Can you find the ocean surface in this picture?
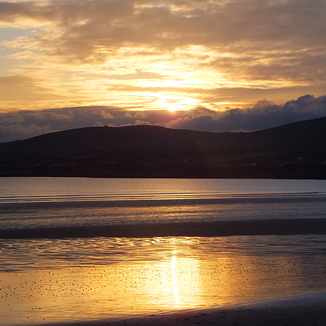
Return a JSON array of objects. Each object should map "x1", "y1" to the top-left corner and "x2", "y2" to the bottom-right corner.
[{"x1": 1, "y1": 177, "x2": 326, "y2": 326}]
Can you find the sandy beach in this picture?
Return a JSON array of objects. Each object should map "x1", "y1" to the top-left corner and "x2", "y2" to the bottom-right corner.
[
  {"x1": 2, "y1": 178, "x2": 326, "y2": 326},
  {"x1": 42, "y1": 291, "x2": 326, "y2": 326}
]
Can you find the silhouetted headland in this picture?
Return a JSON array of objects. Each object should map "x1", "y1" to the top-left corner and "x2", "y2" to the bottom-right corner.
[{"x1": 1, "y1": 116, "x2": 326, "y2": 179}]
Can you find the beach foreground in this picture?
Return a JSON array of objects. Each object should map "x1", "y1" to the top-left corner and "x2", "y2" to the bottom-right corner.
[{"x1": 43, "y1": 291, "x2": 326, "y2": 326}]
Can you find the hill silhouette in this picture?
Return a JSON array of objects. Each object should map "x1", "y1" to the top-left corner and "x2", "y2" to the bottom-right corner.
[{"x1": 1, "y1": 117, "x2": 326, "y2": 178}]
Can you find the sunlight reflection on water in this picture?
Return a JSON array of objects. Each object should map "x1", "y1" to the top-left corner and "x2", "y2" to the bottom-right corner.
[{"x1": 1, "y1": 235, "x2": 326, "y2": 326}]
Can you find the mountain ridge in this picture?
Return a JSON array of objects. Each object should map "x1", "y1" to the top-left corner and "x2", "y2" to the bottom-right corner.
[{"x1": 1, "y1": 116, "x2": 326, "y2": 179}]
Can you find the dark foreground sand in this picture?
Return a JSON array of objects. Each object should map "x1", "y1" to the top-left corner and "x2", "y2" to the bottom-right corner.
[{"x1": 43, "y1": 291, "x2": 326, "y2": 326}]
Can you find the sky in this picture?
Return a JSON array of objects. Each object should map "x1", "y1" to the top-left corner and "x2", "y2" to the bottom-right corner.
[{"x1": 1, "y1": 0, "x2": 326, "y2": 142}]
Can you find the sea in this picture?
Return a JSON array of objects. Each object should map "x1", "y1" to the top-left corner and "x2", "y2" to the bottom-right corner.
[{"x1": 1, "y1": 177, "x2": 326, "y2": 326}]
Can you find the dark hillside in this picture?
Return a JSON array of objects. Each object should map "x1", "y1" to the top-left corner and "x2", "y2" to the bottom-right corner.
[
  {"x1": 1, "y1": 117, "x2": 326, "y2": 179},
  {"x1": 249, "y1": 117, "x2": 326, "y2": 150},
  {"x1": 0, "y1": 126, "x2": 217, "y2": 153}
]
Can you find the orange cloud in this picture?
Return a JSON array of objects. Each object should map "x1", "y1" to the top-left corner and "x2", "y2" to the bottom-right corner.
[{"x1": 1, "y1": 1, "x2": 326, "y2": 111}]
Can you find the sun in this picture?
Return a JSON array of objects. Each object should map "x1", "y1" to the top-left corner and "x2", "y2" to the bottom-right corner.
[{"x1": 154, "y1": 93, "x2": 200, "y2": 112}]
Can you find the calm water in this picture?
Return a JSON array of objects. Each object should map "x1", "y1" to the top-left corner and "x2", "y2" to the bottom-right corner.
[{"x1": 1, "y1": 177, "x2": 326, "y2": 326}]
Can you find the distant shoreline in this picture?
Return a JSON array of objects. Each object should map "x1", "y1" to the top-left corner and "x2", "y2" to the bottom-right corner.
[{"x1": 1, "y1": 169, "x2": 326, "y2": 180}]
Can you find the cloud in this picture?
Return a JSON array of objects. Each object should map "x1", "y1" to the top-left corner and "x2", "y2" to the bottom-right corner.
[
  {"x1": 2, "y1": 0, "x2": 326, "y2": 65},
  {"x1": 204, "y1": 47, "x2": 326, "y2": 83},
  {"x1": 0, "y1": 75, "x2": 65, "y2": 108},
  {"x1": 171, "y1": 94, "x2": 326, "y2": 132},
  {"x1": 1, "y1": 94, "x2": 326, "y2": 143},
  {"x1": 0, "y1": 123, "x2": 53, "y2": 143},
  {"x1": 1, "y1": 1, "x2": 326, "y2": 116},
  {"x1": 109, "y1": 70, "x2": 165, "y2": 80}
]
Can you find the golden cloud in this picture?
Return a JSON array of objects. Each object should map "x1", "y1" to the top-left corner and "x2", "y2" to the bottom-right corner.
[{"x1": 1, "y1": 0, "x2": 326, "y2": 111}]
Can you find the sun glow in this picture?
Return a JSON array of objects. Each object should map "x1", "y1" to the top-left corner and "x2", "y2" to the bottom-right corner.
[{"x1": 150, "y1": 92, "x2": 200, "y2": 112}]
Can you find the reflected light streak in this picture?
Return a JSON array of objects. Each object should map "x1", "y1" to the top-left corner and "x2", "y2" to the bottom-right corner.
[
  {"x1": 2, "y1": 236, "x2": 325, "y2": 326},
  {"x1": 142, "y1": 252, "x2": 202, "y2": 309},
  {"x1": 171, "y1": 253, "x2": 180, "y2": 304}
]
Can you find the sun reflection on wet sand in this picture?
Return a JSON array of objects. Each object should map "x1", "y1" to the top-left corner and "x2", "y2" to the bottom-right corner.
[
  {"x1": 171, "y1": 254, "x2": 180, "y2": 304},
  {"x1": 0, "y1": 254, "x2": 203, "y2": 325},
  {"x1": 141, "y1": 251, "x2": 202, "y2": 310},
  {"x1": 1, "y1": 236, "x2": 326, "y2": 326}
]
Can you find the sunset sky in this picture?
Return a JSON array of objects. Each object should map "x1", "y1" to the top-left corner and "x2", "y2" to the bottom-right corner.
[{"x1": 1, "y1": 0, "x2": 326, "y2": 142}]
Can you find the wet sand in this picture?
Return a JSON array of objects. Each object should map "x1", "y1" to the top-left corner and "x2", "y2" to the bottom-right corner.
[{"x1": 43, "y1": 291, "x2": 326, "y2": 326}]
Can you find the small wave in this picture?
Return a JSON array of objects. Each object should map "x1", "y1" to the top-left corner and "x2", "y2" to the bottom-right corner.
[
  {"x1": 1, "y1": 193, "x2": 325, "y2": 209},
  {"x1": 1, "y1": 218, "x2": 326, "y2": 239}
]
